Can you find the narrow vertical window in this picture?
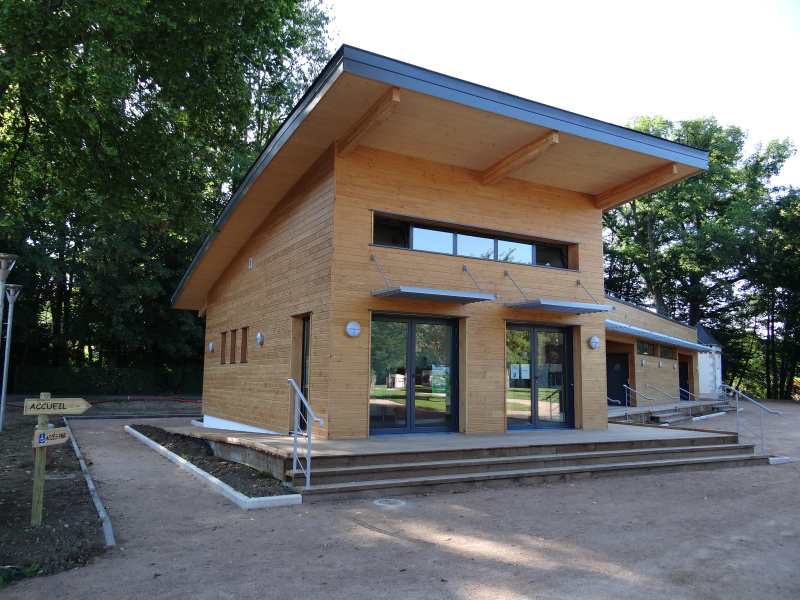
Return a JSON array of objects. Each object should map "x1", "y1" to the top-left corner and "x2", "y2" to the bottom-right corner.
[
  {"x1": 240, "y1": 327, "x2": 248, "y2": 363},
  {"x1": 230, "y1": 329, "x2": 237, "y2": 364},
  {"x1": 220, "y1": 332, "x2": 227, "y2": 365}
]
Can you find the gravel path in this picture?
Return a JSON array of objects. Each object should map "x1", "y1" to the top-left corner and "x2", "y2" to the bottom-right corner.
[{"x1": 8, "y1": 404, "x2": 799, "y2": 600}]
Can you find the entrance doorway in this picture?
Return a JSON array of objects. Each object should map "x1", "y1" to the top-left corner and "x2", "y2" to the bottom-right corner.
[
  {"x1": 369, "y1": 316, "x2": 458, "y2": 434},
  {"x1": 506, "y1": 325, "x2": 573, "y2": 429},
  {"x1": 606, "y1": 353, "x2": 629, "y2": 405},
  {"x1": 678, "y1": 361, "x2": 690, "y2": 401}
]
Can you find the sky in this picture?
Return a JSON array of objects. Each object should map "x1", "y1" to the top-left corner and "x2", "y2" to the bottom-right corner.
[{"x1": 326, "y1": 0, "x2": 800, "y2": 188}]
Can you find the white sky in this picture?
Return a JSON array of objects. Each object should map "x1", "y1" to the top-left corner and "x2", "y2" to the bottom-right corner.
[{"x1": 327, "y1": 0, "x2": 800, "y2": 188}]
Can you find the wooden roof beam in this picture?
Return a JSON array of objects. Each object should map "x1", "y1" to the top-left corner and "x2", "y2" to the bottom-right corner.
[
  {"x1": 481, "y1": 131, "x2": 559, "y2": 186},
  {"x1": 336, "y1": 86, "x2": 401, "y2": 158},
  {"x1": 595, "y1": 162, "x2": 679, "y2": 211}
]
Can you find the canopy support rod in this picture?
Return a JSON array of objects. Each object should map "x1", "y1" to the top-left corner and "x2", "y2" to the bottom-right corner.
[
  {"x1": 504, "y1": 270, "x2": 528, "y2": 301},
  {"x1": 463, "y1": 265, "x2": 485, "y2": 293},
  {"x1": 371, "y1": 254, "x2": 391, "y2": 287},
  {"x1": 576, "y1": 279, "x2": 600, "y2": 304}
]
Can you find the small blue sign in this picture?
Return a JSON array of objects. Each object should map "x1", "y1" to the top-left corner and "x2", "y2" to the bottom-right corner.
[{"x1": 38, "y1": 433, "x2": 45, "y2": 444}]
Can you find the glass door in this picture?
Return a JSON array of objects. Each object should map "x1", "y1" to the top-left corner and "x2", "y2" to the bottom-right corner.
[
  {"x1": 370, "y1": 316, "x2": 457, "y2": 434},
  {"x1": 506, "y1": 326, "x2": 572, "y2": 429}
]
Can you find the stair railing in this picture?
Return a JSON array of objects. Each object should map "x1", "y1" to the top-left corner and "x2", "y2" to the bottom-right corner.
[
  {"x1": 647, "y1": 384, "x2": 685, "y2": 417},
  {"x1": 718, "y1": 384, "x2": 781, "y2": 455},
  {"x1": 287, "y1": 378, "x2": 324, "y2": 489},
  {"x1": 623, "y1": 385, "x2": 658, "y2": 423}
]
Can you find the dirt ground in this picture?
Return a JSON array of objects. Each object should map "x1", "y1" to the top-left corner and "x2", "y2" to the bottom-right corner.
[{"x1": 4, "y1": 400, "x2": 798, "y2": 599}]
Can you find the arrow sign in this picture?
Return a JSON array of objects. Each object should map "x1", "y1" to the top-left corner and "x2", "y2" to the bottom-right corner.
[
  {"x1": 31, "y1": 427, "x2": 70, "y2": 447},
  {"x1": 24, "y1": 398, "x2": 91, "y2": 416}
]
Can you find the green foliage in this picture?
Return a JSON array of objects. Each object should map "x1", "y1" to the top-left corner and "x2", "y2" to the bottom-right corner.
[
  {"x1": 0, "y1": 1, "x2": 331, "y2": 374},
  {"x1": 604, "y1": 116, "x2": 798, "y2": 398},
  {"x1": 14, "y1": 364, "x2": 202, "y2": 395}
]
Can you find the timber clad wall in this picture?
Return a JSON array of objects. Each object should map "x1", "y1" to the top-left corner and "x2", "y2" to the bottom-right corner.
[
  {"x1": 202, "y1": 152, "x2": 335, "y2": 435},
  {"x1": 605, "y1": 298, "x2": 699, "y2": 406},
  {"x1": 331, "y1": 147, "x2": 609, "y2": 436}
]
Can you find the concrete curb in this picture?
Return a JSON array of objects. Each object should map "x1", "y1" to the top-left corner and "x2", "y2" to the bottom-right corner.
[
  {"x1": 124, "y1": 426, "x2": 302, "y2": 509},
  {"x1": 63, "y1": 417, "x2": 117, "y2": 548}
]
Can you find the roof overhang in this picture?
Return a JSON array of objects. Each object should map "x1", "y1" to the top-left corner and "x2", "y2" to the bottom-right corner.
[
  {"x1": 506, "y1": 299, "x2": 615, "y2": 314},
  {"x1": 605, "y1": 320, "x2": 710, "y2": 352},
  {"x1": 372, "y1": 286, "x2": 498, "y2": 304},
  {"x1": 172, "y1": 45, "x2": 709, "y2": 311}
]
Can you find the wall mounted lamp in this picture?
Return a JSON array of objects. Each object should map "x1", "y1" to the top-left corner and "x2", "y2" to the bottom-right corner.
[
  {"x1": 659, "y1": 361, "x2": 663, "y2": 368},
  {"x1": 587, "y1": 336, "x2": 600, "y2": 350},
  {"x1": 208, "y1": 342, "x2": 214, "y2": 352},
  {"x1": 346, "y1": 321, "x2": 361, "y2": 337},
  {"x1": 256, "y1": 332, "x2": 264, "y2": 345},
  {"x1": 641, "y1": 359, "x2": 646, "y2": 366}
]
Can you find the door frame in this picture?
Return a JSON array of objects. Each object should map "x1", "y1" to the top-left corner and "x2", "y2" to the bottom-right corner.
[
  {"x1": 506, "y1": 323, "x2": 574, "y2": 430},
  {"x1": 369, "y1": 314, "x2": 459, "y2": 435}
]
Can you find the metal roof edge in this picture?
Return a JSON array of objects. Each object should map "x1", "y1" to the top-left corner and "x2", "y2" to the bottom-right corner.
[
  {"x1": 603, "y1": 294, "x2": 694, "y2": 329},
  {"x1": 605, "y1": 319, "x2": 709, "y2": 352},
  {"x1": 339, "y1": 46, "x2": 709, "y2": 170}
]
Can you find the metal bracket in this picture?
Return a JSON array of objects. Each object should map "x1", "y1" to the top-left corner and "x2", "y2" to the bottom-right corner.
[
  {"x1": 504, "y1": 270, "x2": 529, "y2": 301},
  {"x1": 576, "y1": 279, "x2": 600, "y2": 304},
  {"x1": 371, "y1": 254, "x2": 391, "y2": 287},
  {"x1": 463, "y1": 265, "x2": 485, "y2": 293}
]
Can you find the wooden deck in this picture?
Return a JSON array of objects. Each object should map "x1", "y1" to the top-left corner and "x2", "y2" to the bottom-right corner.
[{"x1": 166, "y1": 421, "x2": 733, "y2": 460}]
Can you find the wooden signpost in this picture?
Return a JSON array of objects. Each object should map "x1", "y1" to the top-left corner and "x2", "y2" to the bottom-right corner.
[{"x1": 25, "y1": 392, "x2": 91, "y2": 526}]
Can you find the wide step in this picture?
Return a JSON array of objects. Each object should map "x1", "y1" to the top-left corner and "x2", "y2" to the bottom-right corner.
[
  {"x1": 289, "y1": 444, "x2": 756, "y2": 486},
  {"x1": 297, "y1": 453, "x2": 769, "y2": 500}
]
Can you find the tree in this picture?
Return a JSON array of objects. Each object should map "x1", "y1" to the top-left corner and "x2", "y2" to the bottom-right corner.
[
  {"x1": 604, "y1": 116, "x2": 798, "y2": 398},
  {"x1": 0, "y1": 1, "x2": 331, "y2": 378}
]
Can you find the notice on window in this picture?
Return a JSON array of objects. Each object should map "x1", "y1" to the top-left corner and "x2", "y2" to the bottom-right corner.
[
  {"x1": 431, "y1": 364, "x2": 450, "y2": 394},
  {"x1": 521, "y1": 364, "x2": 530, "y2": 379},
  {"x1": 510, "y1": 364, "x2": 520, "y2": 379}
]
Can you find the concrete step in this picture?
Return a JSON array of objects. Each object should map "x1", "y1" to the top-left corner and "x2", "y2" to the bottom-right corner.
[
  {"x1": 288, "y1": 444, "x2": 756, "y2": 486},
  {"x1": 297, "y1": 453, "x2": 770, "y2": 501}
]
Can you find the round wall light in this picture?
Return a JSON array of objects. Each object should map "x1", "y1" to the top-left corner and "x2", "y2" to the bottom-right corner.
[
  {"x1": 641, "y1": 359, "x2": 646, "y2": 366},
  {"x1": 346, "y1": 321, "x2": 361, "y2": 337},
  {"x1": 659, "y1": 361, "x2": 663, "y2": 368},
  {"x1": 208, "y1": 342, "x2": 214, "y2": 352},
  {"x1": 587, "y1": 336, "x2": 600, "y2": 350},
  {"x1": 673, "y1": 363, "x2": 678, "y2": 369},
  {"x1": 256, "y1": 332, "x2": 264, "y2": 346}
]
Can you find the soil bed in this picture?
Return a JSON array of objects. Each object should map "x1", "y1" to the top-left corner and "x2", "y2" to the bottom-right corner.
[{"x1": 128, "y1": 424, "x2": 294, "y2": 498}]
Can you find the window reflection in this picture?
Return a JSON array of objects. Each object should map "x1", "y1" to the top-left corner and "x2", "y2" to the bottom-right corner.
[
  {"x1": 412, "y1": 228, "x2": 453, "y2": 253},
  {"x1": 456, "y1": 234, "x2": 495, "y2": 259},
  {"x1": 498, "y1": 240, "x2": 533, "y2": 264}
]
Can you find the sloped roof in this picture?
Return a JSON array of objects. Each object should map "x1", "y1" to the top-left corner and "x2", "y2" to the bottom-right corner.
[
  {"x1": 173, "y1": 46, "x2": 708, "y2": 311},
  {"x1": 696, "y1": 324, "x2": 722, "y2": 347}
]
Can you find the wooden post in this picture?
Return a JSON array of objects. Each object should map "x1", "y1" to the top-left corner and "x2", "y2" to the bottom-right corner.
[{"x1": 31, "y1": 393, "x2": 50, "y2": 527}]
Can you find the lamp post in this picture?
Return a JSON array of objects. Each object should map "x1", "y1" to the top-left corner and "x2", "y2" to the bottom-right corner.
[
  {"x1": 0, "y1": 253, "x2": 18, "y2": 339},
  {"x1": 0, "y1": 284, "x2": 22, "y2": 431}
]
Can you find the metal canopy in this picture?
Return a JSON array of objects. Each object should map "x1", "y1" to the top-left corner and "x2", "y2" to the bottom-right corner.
[
  {"x1": 506, "y1": 298, "x2": 615, "y2": 314},
  {"x1": 372, "y1": 285, "x2": 498, "y2": 304},
  {"x1": 605, "y1": 320, "x2": 710, "y2": 352}
]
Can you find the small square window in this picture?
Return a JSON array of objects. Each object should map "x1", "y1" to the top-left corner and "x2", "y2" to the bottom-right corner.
[
  {"x1": 659, "y1": 345, "x2": 674, "y2": 359},
  {"x1": 637, "y1": 340, "x2": 655, "y2": 356}
]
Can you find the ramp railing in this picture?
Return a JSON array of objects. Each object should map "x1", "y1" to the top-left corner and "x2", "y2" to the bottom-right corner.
[
  {"x1": 287, "y1": 378, "x2": 324, "y2": 489},
  {"x1": 718, "y1": 384, "x2": 781, "y2": 455},
  {"x1": 646, "y1": 384, "x2": 686, "y2": 417},
  {"x1": 623, "y1": 385, "x2": 658, "y2": 423}
]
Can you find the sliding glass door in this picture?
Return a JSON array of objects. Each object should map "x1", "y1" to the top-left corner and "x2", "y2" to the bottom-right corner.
[
  {"x1": 506, "y1": 325, "x2": 573, "y2": 429},
  {"x1": 370, "y1": 316, "x2": 457, "y2": 434}
]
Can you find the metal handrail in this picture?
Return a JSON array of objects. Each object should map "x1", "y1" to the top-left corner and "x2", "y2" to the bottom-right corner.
[
  {"x1": 673, "y1": 384, "x2": 701, "y2": 401},
  {"x1": 718, "y1": 384, "x2": 782, "y2": 455},
  {"x1": 647, "y1": 384, "x2": 684, "y2": 417},
  {"x1": 287, "y1": 378, "x2": 324, "y2": 489},
  {"x1": 623, "y1": 385, "x2": 658, "y2": 423},
  {"x1": 607, "y1": 397, "x2": 622, "y2": 405}
]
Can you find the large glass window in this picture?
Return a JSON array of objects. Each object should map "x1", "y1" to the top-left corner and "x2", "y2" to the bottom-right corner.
[{"x1": 373, "y1": 214, "x2": 570, "y2": 269}]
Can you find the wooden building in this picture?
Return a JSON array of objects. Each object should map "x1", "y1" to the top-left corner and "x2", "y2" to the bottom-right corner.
[{"x1": 172, "y1": 46, "x2": 709, "y2": 438}]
